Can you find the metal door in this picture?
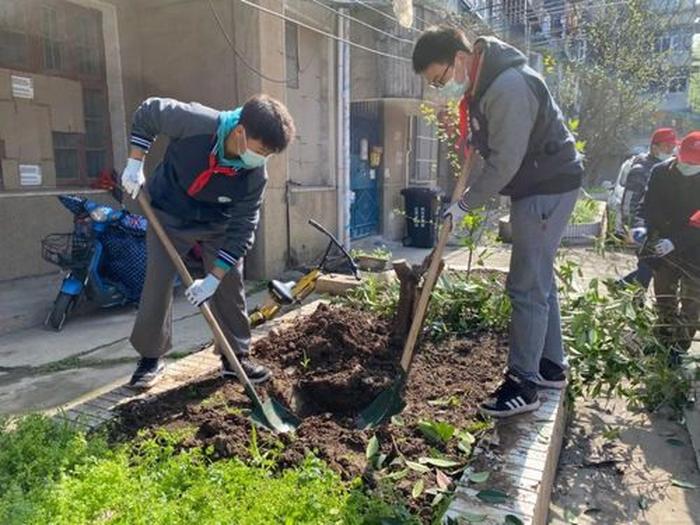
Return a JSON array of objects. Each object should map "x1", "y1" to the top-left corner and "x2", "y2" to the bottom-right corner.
[{"x1": 349, "y1": 101, "x2": 383, "y2": 239}]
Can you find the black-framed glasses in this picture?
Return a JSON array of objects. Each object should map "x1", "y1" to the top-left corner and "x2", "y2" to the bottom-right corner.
[{"x1": 429, "y1": 63, "x2": 452, "y2": 89}]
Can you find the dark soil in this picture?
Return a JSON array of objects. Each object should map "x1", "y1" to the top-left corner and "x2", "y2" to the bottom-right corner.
[{"x1": 112, "y1": 303, "x2": 507, "y2": 519}]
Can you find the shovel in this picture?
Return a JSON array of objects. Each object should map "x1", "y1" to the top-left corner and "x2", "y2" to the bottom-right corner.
[
  {"x1": 136, "y1": 192, "x2": 299, "y2": 433},
  {"x1": 358, "y1": 52, "x2": 486, "y2": 429},
  {"x1": 357, "y1": 154, "x2": 478, "y2": 429}
]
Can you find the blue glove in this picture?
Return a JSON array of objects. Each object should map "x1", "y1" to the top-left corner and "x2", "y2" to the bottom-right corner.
[{"x1": 630, "y1": 227, "x2": 647, "y2": 245}]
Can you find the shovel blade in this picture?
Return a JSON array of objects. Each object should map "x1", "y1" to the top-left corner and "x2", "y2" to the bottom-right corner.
[
  {"x1": 356, "y1": 379, "x2": 406, "y2": 430},
  {"x1": 250, "y1": 398, "x2": 299, "y2": 433}
]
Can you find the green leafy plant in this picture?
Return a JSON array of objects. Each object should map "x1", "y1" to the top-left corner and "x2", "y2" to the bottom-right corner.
[
  {"x1": 559, "y1": 262, "x2": 691, "y2": 413},
  {"x1": 417, "y1": 420, "x2": 456, "y2": 445},
  {"x1": 0, "y1": 416, "x2": 418, "y2": 525},
  {"x1": 350, "y1": 247, "x2": 392, "y2": 261},
  {"x1": 569, "y1": 198, "x2": 602, "y2": 225}
]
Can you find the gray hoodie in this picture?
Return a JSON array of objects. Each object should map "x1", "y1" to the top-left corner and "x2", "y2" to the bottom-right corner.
[{"x1": 462, "y1": 36, "x2": 584, "y2": 209}]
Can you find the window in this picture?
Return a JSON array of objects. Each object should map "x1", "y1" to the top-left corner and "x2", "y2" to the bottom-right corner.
[
  {"x1": 83, "y1": 88, "x2": 110, "y2": 178},
  {"x1": 655, "y1": 35, "x2": 671, "y2": 53},
  {"x1": 0, "y1": 1, "x2": 28, "y2": 68},
  {"x1": 41, "y1": 5, "x2": 63, "y2": 71},
  {"x1": 53, "y1": 132, "x2": 84, "y2": 182},
  {"x1": 285, "y1": 22, "x2": 299, "y2": 89},
  {"x1": 410, "y1": 116, "x2": 438, "y2": 183},
  {"x1": 74, "y1": 12, "x2": 102, "y2": 76},
  {"x1": 668, "y1": 71, "x2": 689, "y2": 93}
]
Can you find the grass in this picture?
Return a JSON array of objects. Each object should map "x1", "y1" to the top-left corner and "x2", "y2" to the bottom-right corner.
[{"x1": 0, "y1": 416, "x2": 416, "y2": 525}]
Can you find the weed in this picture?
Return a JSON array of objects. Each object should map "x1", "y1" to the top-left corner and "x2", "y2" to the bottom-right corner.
[
  {"x1": 350, "y1": 247, "x2": 392, "y2": 261},
  {"x1": 0, "y1": 416, "x2": 417, "y2": 524},
  {"x1": 569, "y1": 198, "x2": 602, "y2": 225},
  {"x1": 338, "y1": 272, "x2": 510, "y2": 340}
]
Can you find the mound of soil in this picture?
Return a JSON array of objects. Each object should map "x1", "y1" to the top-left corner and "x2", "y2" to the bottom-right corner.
[
  {"x1": 112, "y1": 303, "x2": 507, "y2": 519},
  {"x1": 256, "y1": 303, "x2": 399, "y2": 415}
]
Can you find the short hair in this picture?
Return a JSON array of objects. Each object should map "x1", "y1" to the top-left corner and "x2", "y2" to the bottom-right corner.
[
  {"x1": 239, "y1": 95, "x2": 296, "y2": 153},
  {"x1": 412, "y1": 26, "x2": 473, "y2": 73}
]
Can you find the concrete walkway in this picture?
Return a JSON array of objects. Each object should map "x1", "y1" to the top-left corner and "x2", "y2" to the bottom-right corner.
[{"x1": 0, "y1": 272, "x2": 268, "y2": 414}]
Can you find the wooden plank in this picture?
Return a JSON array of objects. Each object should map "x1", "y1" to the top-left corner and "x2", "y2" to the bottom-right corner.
[
  {"x1": 453, "y1": 487, "x2": 536, "y2": 517},
  {"x1": 446, "y1": 388, "x2": 566, "y2": 525},
  {"x1": 445, "y1": 498, "x2": 532, "y2": 524},
  {"x1": 533, "y1": 390, "x2": 566, "y2": 524}
]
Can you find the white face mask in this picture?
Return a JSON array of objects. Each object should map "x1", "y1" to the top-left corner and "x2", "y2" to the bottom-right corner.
[
  {"x1": 436, "y1": 56, "x2": 470, "y2": 101},
  {"x1": 677, "y1": 162, "x2": 700, "y2": 176},
  {"x1": 656, "y1": 152, "x2": 673, "y2": 161}
]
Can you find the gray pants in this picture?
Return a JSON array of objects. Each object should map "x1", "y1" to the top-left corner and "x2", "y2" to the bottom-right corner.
[
  {"x1": 506, "y1": 188, "x2": 578, "y2": 382},
  {"x1": 130, "y1": 207, "x2": 250, "y2": 359}
]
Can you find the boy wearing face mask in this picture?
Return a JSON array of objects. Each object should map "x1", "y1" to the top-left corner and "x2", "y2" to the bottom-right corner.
[
  {"x1": 636, "y1": 131, "x2": 700, "y2": 355},
  {"x1": 412, "y1": 27, "x2": 584, "y2": 418},
  {"x1": 121, "y1": 96, "x2": 296, "y2": 389},
  {"x1": 619, "y1": 128, "x2": 678, "y2": 289}
]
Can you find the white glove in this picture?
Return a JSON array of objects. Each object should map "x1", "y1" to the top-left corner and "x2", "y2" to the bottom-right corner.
[
  {"x1": 121, "y1": 158, "x2": 145, "y2": 199},
  {"x1": 443, "y1": 200, "x2": 469, "y2": 228},
  {"x1": 630, "y1": 227, "x2": 647, "y2": 245},
  {"x1": 185, "y1": 273, "x2": 221, "y2": 306},
  {"x1": 652, "y1": 238, "x2": 674, "y2": 257}
]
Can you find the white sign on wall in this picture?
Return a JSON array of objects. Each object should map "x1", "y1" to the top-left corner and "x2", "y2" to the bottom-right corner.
[
  {"x1": 19, "y1": 165, "x2": 42, "y2": 186},
  {"x1": 11, "y1": 75, "x2": 34, "y2": 99}
]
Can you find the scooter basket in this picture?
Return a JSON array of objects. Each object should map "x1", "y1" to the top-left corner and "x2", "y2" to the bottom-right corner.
[{"x1": 41, "y1": 233, "x2": 92, "y2": 269}]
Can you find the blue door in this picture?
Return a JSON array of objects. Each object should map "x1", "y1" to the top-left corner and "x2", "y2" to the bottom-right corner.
[{"x1": 349, "y1": 101, "x2": 383, "y2": 239}]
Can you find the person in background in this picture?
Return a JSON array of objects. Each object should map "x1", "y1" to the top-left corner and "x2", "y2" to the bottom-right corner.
[
  {"x1": 121, "y1": 96, "x2": 295, "y2": 389},
  {"x1": 635, "y1": 131, "x2": 700, "y2": 357},
  {"x1": 619, "y1": 128, "x2": 678, "y2": 289},
  {"x1": 412, "y1": 27, "x2": 584, "y2": 418}
]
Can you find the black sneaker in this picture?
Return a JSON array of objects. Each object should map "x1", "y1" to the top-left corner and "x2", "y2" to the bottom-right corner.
[
  {"x1": 533, "y1": 358, "x2": 567, "y2": 389},
  {"x1": 220, "y1": 356, "x2": 271, "y2": 384},
  {"x1": 129, "y1": 358, "x2": 164, "y2": 389},
  {"x1": 480, "y1": 373, "x2": 540, "y2": 418}
]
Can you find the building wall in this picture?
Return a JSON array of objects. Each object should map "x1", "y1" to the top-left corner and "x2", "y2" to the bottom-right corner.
[
  {"x1": 0, "y1": 0, "x2": 126, "y2": 282},
  {"x1": 0, "y1": 189, "x2": 116, "y2": 280},
  {"x1": 283, "y1": 11, "x2": 339, "y2": 266}
]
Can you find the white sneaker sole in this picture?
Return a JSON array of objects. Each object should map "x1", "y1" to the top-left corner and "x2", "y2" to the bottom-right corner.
[
  {"x1": 533, "y1": 377, "x2": 567, "y2": 390},
  {"x1": 480, "y1": 398, "x2": 541, "y2": 418}
]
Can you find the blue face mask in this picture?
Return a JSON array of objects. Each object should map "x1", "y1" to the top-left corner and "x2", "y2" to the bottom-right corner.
[
  {"x1": 240, "y1": 149, "x2": 268, "y2": 169},
  {"x1": 438, "y1": 77, "x2": 469, "y2": 101}
]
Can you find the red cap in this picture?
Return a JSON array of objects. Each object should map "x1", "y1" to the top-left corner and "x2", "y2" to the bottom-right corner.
[
  {"x1": 678, "y1": 131, "x2": 700, "y2": 165},
  {"x1": 651, "y1": 128, "x2": 678, "y2": 145}
]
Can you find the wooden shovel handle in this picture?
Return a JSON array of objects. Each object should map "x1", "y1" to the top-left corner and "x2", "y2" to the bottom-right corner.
[
  {"x1": 398, "y1": 47, "x2": 485, "y2": 373},
  {"x1": 399, "y1": 154, "x2": 477, "y2": 372}
]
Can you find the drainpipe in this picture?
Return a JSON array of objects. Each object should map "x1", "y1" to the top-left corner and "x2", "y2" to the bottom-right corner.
[{"x1": 336, "y1": 8, "x2": 351, "y2": 249}]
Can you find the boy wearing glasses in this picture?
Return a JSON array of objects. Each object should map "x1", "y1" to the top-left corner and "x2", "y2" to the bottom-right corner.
[
  {"x1": 412, "y1": 27, "x2": 584, "y2": 417},
  {"x1": 121, "y1": 96, "x2": 295, "y2": 389}
]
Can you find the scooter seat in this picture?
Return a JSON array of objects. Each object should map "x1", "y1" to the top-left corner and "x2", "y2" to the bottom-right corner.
[{"x1": 269, "y1": 280, "x2": 295, "y2": 305}]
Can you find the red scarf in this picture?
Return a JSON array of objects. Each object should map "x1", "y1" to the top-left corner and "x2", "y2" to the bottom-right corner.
[
  {"x1": 457, "y1": 53, "x2": 482, "y2": 160},
  {"x1": 187, "y1": 153, "x2": 237, "y2": 197}
]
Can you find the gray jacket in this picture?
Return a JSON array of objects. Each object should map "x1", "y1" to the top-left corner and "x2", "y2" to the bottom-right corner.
[
  {"x1": 130, "y1": 97, "x2": 266, "y2": 266},
  {"x1": 463, "y1": 37, "x2": 584, "y2": 209}
]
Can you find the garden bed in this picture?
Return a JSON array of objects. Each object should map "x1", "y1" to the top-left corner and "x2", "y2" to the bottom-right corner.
[{"x1": 112, "y1": 302, "x2": 508, "y2": 519}]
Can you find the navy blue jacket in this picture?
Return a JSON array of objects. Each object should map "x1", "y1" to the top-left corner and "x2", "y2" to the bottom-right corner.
[{"x1": 130, "y1": 98, "x2": 266, "y2": 266}]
